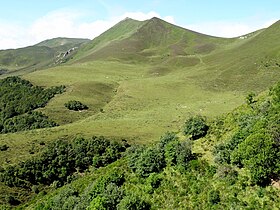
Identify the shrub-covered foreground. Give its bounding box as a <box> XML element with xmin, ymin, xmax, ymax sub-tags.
<box><xmin>1</xmin><ymin>81</ymin><xmax>280</xmax><ymax>209</ymax></box>
<box><xmin>18</xmin><ymin>129</ymin><xmax>279</xmax><ymax>210</ymax></box>
<box><xmin>0</xmin><ymin>76</ymin><xmax>64</xmax><ymax>133</ymax></box>
<box><xmin>0</xmin><ymin>136</ymin><xmax>128</xmax><ymax>207</ymax></box>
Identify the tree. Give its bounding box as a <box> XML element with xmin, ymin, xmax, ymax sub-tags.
<box><xmin>183</xmin><ymin>116</ymin><xmax>209</xmax><ymax>140</ymax></box>
<box><xmin>231</xmin><ymin>133</ymin><xmax>280</xmax><ymax>185</ymax></box>
<box><xmin>128</xmin><ymin>147</ymin><xmax>165</xmax><ymax>177</ymax></box>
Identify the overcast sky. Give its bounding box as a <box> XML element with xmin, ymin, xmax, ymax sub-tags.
<box><xmin>0</xmin><ymin>0</ymin><xmax>279</xmax><ymax>49</ymax></box>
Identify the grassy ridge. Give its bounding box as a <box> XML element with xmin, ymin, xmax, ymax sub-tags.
<box><xmin>0</xmin><ymin>38</ymin><xmax>89</xmax><ymax>74</ymax></box>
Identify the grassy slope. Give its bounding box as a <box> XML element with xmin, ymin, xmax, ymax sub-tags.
<box><xmin>0</xmin><ymin>38</ymin><xmax>89</xmax><ymax>75</ymax></box>
<box><xmin>0</xmin><ymin>18</ymin><xmax>280</xmax><ymax>168</ymax></box>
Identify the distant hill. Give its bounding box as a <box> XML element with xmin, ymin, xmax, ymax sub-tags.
<box><xmin>72</xmin><ymin>17</ymin><xmax>234</xmax><ymax>64</ymax></box>
<box><xmin>0</xmin><ymin>38</ymin><xmax>89</xmax><ymax>75</ymax></box>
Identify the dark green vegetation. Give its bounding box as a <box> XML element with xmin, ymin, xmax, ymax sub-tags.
<box><xmin>0</xmin><ymin>17</ymin><xmax>280</xmax><ymax>209</ymax></box>
<box><xmin>0</xmin><ymin>38</ymin><xmax>89</xmax><ymax>74</ymax></box>
<box><xmin>183</xmin><ymin>115</ymin><xmax>209</xmax><ymax>139</ymax></box>
<box><xmin>0</xmin><ymin>76</ymin><xmax>64</xmax><ymax>133</ymax></box>
<box><xmin>64</xmin><ymin>100</ymin><xmax>88</xmax><ymax>111</ymax></box>
<box><xmin>0</xmin><ymin>136</ymin><xmax>127</xmax><ymax>207</ymax></box>
<box><xmin>214</xmin><ymin>82</ymin><xmax>280</xmax><ymax>186</ymax></box>
<box><xmin>13</xmin><ymin>80</ymin><xmax>278</xmax><ymax>210</ymax></box>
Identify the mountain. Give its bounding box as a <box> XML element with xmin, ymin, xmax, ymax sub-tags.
<box><xmin>70</xmin><ymin>17</ymin><xmax>280</xmax><ymax>93</ymax></box>
<box><xmin>72</xmin><ymin>17</ymin><xmax>234</xmax><ymax>64</ymax></box>
<box><xmin>1</xmin><ymin>17</ymin><xmax>280</xmax><ymax>209</ymax></box>
<box><xmin>0</xmin><ymin>38</ymin><xmax>89</xmax><ymax>75</ymax></box>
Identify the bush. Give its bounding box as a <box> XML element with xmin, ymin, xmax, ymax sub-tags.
<box><xmin>208</xmin><ymin>190</ymin><xmax>220</xmax><ymax>205</ymax></box>
<box><xmin>165</xmin><ymin>140</ymin><xmax>192</xmax><ymax>167</ymax></box>
<box><xmin>64</xmin><ymin>100</ymin><xmax>88</xmax><ymax>111</ymax></box>
<box><xmin>0</xmin><ymin>136</ymin><xmax>127</xmax><ymax>188</ymax></box>
<box><xmin>88</xmin><ymin>183</ymin><xmax>124</xmax><ymax>210</ymax></box>
<box><xmin>128</xmin><ymin>146</ymin><xmax>165</xmax><ymax>177</ymax></box>
<box><xmin>0</xmin><ymin>144</ymin><xmax>9</xmax><ymax>151</ymax></box>
<box><xmin>183</xmin><ymin>116</ymin><xmax>209</xmax><ymax>140</ymax></box>
<box><xmin>231</xmin><ymin>133</ymin><xmax>280</xmax><ymax>185</ymax></box>
<box><xmin>246</xmin><ymin>92</ymin><xmax>256</xmax><ymax>105</ymax></box>
<box><xmin>158</xmin><ymin>131</ymin><xmax>178</xmax><ymax>148</ymax></box>
<box><xmin>146</xmin><ymin>173</ymin><xmax>162</xmax><ymax>189</ymax></box>
<box><xmin>117</xmin><ymin>194</ymin><xmax>150</xmax><ymax>210</ymax></box>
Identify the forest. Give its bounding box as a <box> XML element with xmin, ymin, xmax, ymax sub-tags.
<box><xmin>0</xmin><ymin>76</ymin><xmax>64</xmax><ymax>133</ymax></box>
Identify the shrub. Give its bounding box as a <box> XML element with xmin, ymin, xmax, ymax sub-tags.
<box><xmin>165</xmin><ymin>140</ymin><xmax>192</xmax><ymax>167</ymax></box>
<box><xmin>146</xmin><ymin>173</ymin><xmax>162</xmax><ymax>189</ymax></box>
<box><xmin>117</xmin><ymin>194</ymin><xmax>150</xmax><ymax>210</ymax></box>
<box><xmin>231</xmin><ymin>133</ymin><xmax>280</xmax><ymax>185</ymax></box>
<box><xmin>64</xmin><ymin>100</ymin><xmax>88</xmax><ymax>111</ymax></box>
<box><xmin>183</xmin><ymin>116</ymin><xmax>209</xmax><ymax>140</ymax></box>
<box><xmin>158</xmin><ymin>131</ymin><xmax>178</xmax><ymax>148</ymax></box>
<box><xmin>128</xmin><ymin>146</ymin><xmax>165</xmax><ymax>177</ymax></box>
<box><xmin>5</xmin><ymin>195</ymin><xmax>20</xmax><ymax>206</ymax></box>
<box><xmin>88</xmin><ymin>183</ymin><xmax>124</xmax><ymax>210</ymax></box>
<box><xmin>208</xmin><ymin>190</ymin><xmax>220</xmax><ymax>205</ymax></box>
<box><xmin>0</xmin><ymin>77</ymin><xmax>64</xmax><ymax>133</ymax></box>
<box><xmin>246</xmin><ymin>92</ymin><xmax>256</xmax><ymax>105</ymax></box>
<box><xmin>0</xmin><ymin>144</ymin><xmax>9</xmax><ymax>151</ymax></box>
<box><xmin>0</xmin><ymin>136</ymin><xmax>127</xmax><ymax>189</ymax></box>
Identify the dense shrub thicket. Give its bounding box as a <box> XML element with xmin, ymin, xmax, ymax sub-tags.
<box><xmin>214</xmin><ymin>81</ymin><xmax>280</xmax><ymax>185</ymax></box>
<box><xmin>128</xmin><ymin>132</ymin><xmax>193</xmax><ymax>177</ymax></box>
<box><xmin>33</xmin><ymin>133</ymin><xmax>194</xmax><ymax>210</ymax></box>
<box><xmin>0</xmin><ymin>76</ymin><xmax>64</xmax><ymax>133</ymax></box>
<box><xmin>183</xmin><ymin>115</ymin><xmax>209</xmax><ymax>139</ymax></box>
<box><xmin>0</xmin><ymin>136</ymin><xmax>128</xmax><ymax>190</ymax></box>
<box><xmin>64</xmin><ymin>100</ymin><xmax>88</xmax><ymax>111</ymax></box>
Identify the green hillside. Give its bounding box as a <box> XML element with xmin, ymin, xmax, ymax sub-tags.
<box><xmin>72</xmin><ymin>17</ymin><xmax>235</xmax><ymax>64</ymax></box>
<box><xmin>0</xmin><ymin>17</ymin><xmax>280</xmax><ymax>208</ymax></box>
<box><xmin>0</xmin><ymin>38</ymin><xmax>89</xmax><ymax>75</ymax></box>
<box><xmin>1</xmin><ymin>76</ymin><xmax>280</xmax><ymax>209</ymax></box>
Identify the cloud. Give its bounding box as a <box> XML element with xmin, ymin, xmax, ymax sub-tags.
<box><xmin>0</xmin><ymin>9</ymin><xmax>278</xmax><ymax>50</ymax></box>
<box><xmin>0</xmin><ymin>10</ymin><xmax>175</xmax><ymax>50</ymax></box>
<box><xmin>0</xmin><ymin>21</ymin><xmax>27</xmax><ymax>49</ymax></box>
<box><xmin>185</xmin><ymin>19</ymin><xmax>278</xmax><ymax>38</ymax></box>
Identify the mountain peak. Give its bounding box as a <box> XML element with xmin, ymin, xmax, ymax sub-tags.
<box><xmin>147</xmin><ymin>16</ymin><xmax>165</xmax><ymax>23</ymax></box>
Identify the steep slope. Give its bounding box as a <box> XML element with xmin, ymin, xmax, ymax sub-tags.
<box><xmin>72</xmin><ymin>17</ymin><xmax>280</xmax><ymax>93</ymax></box>
<box><xmin>73</xmin><ymin>18</ymin><xmax>147</xmax><ymax>61</ymax></box>
<box><xmin>202</xmin><ymin>20</ymin><xmax>280</xmax><ymax>92</ymax></box>
<box><xmin>0</xmin><ymin>38</ymin><xmax>89</xmax><ymax>75</ymax></box>
<box><xmin>72</xmin><ymin>17</ymin><xmax>235</xmax><ymax>64</ymax></box>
